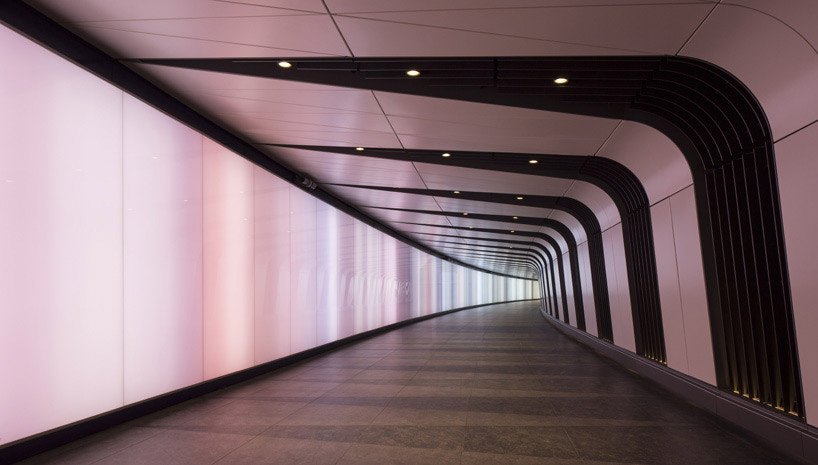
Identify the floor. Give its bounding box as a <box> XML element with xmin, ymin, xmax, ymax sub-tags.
<box><xmin>21</xmin><ymin>301</ymin><xmax>800</xmax><ymax>465</ymax></box>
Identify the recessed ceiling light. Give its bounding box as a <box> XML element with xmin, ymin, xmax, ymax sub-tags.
<box><xmin>516</xmin><ymin>196</ymin><xmax>524</xmax><ymax>200</ymax></box>
<box><xmin>513</xmin><ymin>216</ymin><xmax>519</xmax><ymax>220</ymax></box>
<box><xmin>468</xmin><ymin>226</ymin><xmax>473</xmax><ymax>229</ymax></box>
<box><xmin>355</xmin><ymin>147</ymin><xmax>364</xmax><ymax>151</ymax></box>
<box><xmin>463</xmin><ymin>212</ymin><xmax>469</xmax><ymax>216</ymax></box>
<box><xmin>529</xmin><ymin>159</ymin><xmax>538</xmax><ymax>164</ymax></box>
<box><xmin>442</xmin><ymin>152</ymin><xmax>451</xmax><ymax>157</ymax></box>
<box><xmin>406</xmin><ymin>69</ymin><xmax>421</xmax><ymax>77</ymax></box>
<box><xmin>278</xmin><ymin>61</ymin><xmax>292</xmax><ymax>69</ymax></box>
<box><xmin>554</xmin><ymin>77</ymin><xmax>568</xmax><ymax>85</ymax></box>
<box><xmin>510</xmin><ymin>230</ymin><xmax>515</xmax><ymax>233</ymax></box>
<box><xmin>453</xmin><ymin>190</ymin><xmax>460</xmax><ymax>194</ymax></box>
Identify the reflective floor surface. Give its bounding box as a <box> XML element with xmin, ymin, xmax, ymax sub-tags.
<box><xmin>20</xmin><ymin>301</ymin><xmax>800</xmax><ymax>464</ymax></box>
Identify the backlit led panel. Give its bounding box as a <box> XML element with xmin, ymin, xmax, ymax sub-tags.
<box><xmin>253</xmin><ymin>167</ymin><xmax>291</xmax><ymax>363</ymax></box>
<box><xmin>203</xmin><ymin>138</ymin><xmax>255</xmax><ymax>379</ymax></box>
<box><xmin>0</xmin><ymin>24</ymin><xmax>124</xmax><ymax>444</ymax></box>
<box><xmin>316</xmin><ymin>201</ymin><xmax>340</xmax><ymax>344</ymax></box>
<box><xmin>336</xmin><ymin>212</ymin><xmax>357</xmax><ymax>339</ymax></box>
<box><xmin>123</xmin><ymin>95</ymin><xmax>204</xmax><ymax>403</ymax></box>
<box><xmin>0</xmin><ymin>22</ymin><xmax>538</xmax><ymax>447</ymax></box>
<box><xmin>289</xmin><ymin>190</ymin><xmax>318</xmax><ymax>352</ymax></box>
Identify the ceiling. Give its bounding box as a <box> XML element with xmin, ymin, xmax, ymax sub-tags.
<box><xmin>22</xmin><ymin>0</ymin><xmax>745</xmax><ymax>278</ymax></box>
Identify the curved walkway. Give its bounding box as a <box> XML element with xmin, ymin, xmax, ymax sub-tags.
<box><xmin>23</xmin><ymin>301</ymin><xmax>798</xmax><ymax>464</ymax></box>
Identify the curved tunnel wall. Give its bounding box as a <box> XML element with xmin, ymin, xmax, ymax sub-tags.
<box><xmin>0</xmin><ymin>25</ymin><xmax>539</xmax><ymax>447</ymax></box>
<box><xmin>3</xmin><ymin>0</ymin><xmax>818</xmax><ymax>440</ymax></box>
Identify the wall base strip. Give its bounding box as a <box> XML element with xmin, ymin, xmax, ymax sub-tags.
<box><xmin>544</xmin><ymin>313</ymin><xmax>818</xmax><ymax>465</ymax></box>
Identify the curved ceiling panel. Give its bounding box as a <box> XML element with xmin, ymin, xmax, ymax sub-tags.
<box><xmin>681</xmin><ymin>4</ymin><xmax>818</xmax><ymax>140</ymax></box>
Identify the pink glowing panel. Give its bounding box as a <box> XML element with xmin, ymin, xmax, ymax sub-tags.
<box><xmin>395</xmin><ymin>243</ymin><xmax>412</xmax><ymax>321</ymax></box>
<box><xmin>364</xmin><ymin>226</ymin><xmax>385</xmax><ymax>330</ymax></box>
<box><xmin>441</xmin><ymin>261</ymin><xmax>453</xmax><ymax>310</ymax></box>
<box><xmin>336</xmin><ymin>211</ymin><xmax>357</xmax><ymax>339</ymax></box>
<box><xmin>253</xmin><ymin>167</ymin><xmax>291</xmax><ymax>363</ymax></box>
<box><xmin>0</xmin><ymin>24</ymin><xmax>124</xmax><ymax>446</ymax></box>
<box><xmin>353</xmin><ymin>221</ymin><xmax>369</xmax><ymax>332</ymax></box>
<box><xmin>316</xmin><ymin>201</ymin><xmax>341</xmax><ymax>344</ymax></box>
<box><xmin>289</xmin><ymin>187</ymin><xmax>318</xmax><ymax>352</ymax></box>
<box><xmin>202</xmin><ymin>139</ymin><xmax>254</xmax><ymax>379</ymax></box>
<box><xmin>122</xmin><ymin>95</ymin><xmax>204</xmax><ymax>403</ymax></box>
<box><xmin>381</xmin><ymin>235</ymin><xmax>399</xmax><ymax>326</ymax></box>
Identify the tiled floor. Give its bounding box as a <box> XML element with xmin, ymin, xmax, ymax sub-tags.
<box><xmin>21</xmin><ymin>301</ymin><xmax>801</xmax><ymax>464</ymax></box>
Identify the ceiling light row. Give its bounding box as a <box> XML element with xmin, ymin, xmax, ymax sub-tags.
<box><xmin>279</xmin><ymin>62</ymin><xmax>567</xmax><ymax>87</ymax></box>
<box><xmin>404</xmin><ymin>68</ymin><xmax>567</xmax><ymax>85</ymax></box>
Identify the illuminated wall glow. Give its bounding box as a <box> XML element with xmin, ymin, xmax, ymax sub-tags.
<box><xmin>0</xmin><ymin>24</ymin><xmax>125</xmax><ymax>444</ymax></box>
<box><xmin>123</xmin><ymin>95</ymin><xmax>203</xmax><ymax>403</ymax></box>
<box><xmin>0</xmin><ymin>23</ymin><xmax>539</xmax><ymax>446</ymax></box>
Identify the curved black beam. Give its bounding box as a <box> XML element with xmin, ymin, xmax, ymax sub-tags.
<box><xmin>401</xmin><ymin>221</ymin><xmax>583</xmax><ymax>329</ymax></box>
<box><xmin>331</xmin><ymin>183</ymin><xmax>604</xmax><ymax>326</ymax></box>
<box><xmin>449</xmin><ymin>251</ymin><xmax>554</xmax><ymax>317</ymax></box>
<box><xmin>139</xmin><ymin>55</ymin><xmax>802</xmax><ymax>414</ymax></box>
<box><xmin>434</xmin><ymin>243</ymin><xmax>558</xmax><ymax>318</ymax></box>
<box><xmin>274</xmin><ymin>145</ymin><xmax>657</xmax><ymax>349</ymax></box>
<box><xmin>410</xmin><ymin>225</ymin><xmax>571</xmax><ymax>323</ymax></box>
<box><xmin>379</xmin><ymin>206</ymin><xmax>595</xmax><ymax>327</ymax></box>
<box><xmin>419</xmin><ymin>232</ymin><xmax>567</xmax><ymax>322</ymax></box>
<box><xmin>426</xmin><ymin>236</ymin><xmax>552</xmax><ymax>310</ymax></box>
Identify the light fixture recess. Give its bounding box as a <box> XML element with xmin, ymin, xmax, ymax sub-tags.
<box><xmin>278</xmin><ymin>61</ymin><xmax>292</xmax><ymax>68</ymax></box>
<box><xmin>355</xmin><ymin>147</ymin><xmax>365</xmax><ymax>151</ymax></box>
<box><xmin>442</xmin><ymin>152</ymin><xmax>451</xmax><ymax>157</ymax></box>
<box><xmin>406</xmin><ymin>69</ymin><xmax>421</xmax><ymax>77</ymax></box>
<box><xmin>554</xmin><ymin>77</ymin><xmax>568</xmax><ymax>84</ymax></box>
<box><xmin>529</xmin><ymin>159</ymin><xmax>538</xmax><ymax>164</ymax></box>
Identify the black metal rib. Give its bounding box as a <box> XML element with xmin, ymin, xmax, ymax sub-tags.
<box><xmin>399</xmin><ymin>221</ymin><xmax>584</xmax><ymax>329</ymax></box>
<box><xmin>418</xmin><ymin>232</ymin><xmax>567</xmax><ymax>323</ymax></box>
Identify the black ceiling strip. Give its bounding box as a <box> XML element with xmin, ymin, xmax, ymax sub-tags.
<box><xmin>156</xmin><ymin>54</ymin><xmax>807</xmax><ymax>412</ymax></box>
<box><xmin>337</xmin><ymin>183</ymin><xmax>599</xmax><ymax>327</ymax></box>
<box><xmin>408</xmin><ymin>224</ymin><xmax>569</xmax><ymax>310</ymax></box>
<box><xmin>379</xmin><ymin>206</ymin><xmax>588</xmax><ymax>327</ymax></box>
<box><xmin>402</xmin><ymin>221</ymin><xmax>578</xmax><ymax>328</ymax></box>
<box><xmin>0</xmin><ymin>4</ymin><xmax>538</xmax><ymax>289</ymax></box>
<box><xmin>280</xmin><ymin>146</ymin><xmax>660</xmax><ymax>347</ymax></box>
<box><xmin>418</xmin><ymin>235</ymin><xmax>556</xmax><ymax>309</ymax></box>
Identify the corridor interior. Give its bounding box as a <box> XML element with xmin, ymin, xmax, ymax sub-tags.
<box><xmin>21</xmin><ymin>301</ymin><xmax>797</xmax><ymax>465</ymax></box>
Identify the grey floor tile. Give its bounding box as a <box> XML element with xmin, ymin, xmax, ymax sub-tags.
<box><xmin>18</xmin><ymin>302</ymin><xmax>804</xmax><ymax>465</ymax></box>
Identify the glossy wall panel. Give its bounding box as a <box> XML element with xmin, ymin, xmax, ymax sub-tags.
<box><xmin>0</xmin><ymin>23</ymin><xmax>125</xmax><ymax>444</ymax></box>
<box><xmin>253</xmin><ymin>167</ymin><xmax>291</xmax><ymax>363</ymax></box>
<box><xmin>123</xmin><ymin>95</ymin><xmax>204</xmax><ymax>403</ymax></box>
<box><xmin>0</xmin><ymin>23</ymin><xmax>537</xmax><ymax>446</ymax></box>
<box><xmin>203</xmin><ymin>139</ymin><xmax>255</xmax><ymax>379</ymax></box>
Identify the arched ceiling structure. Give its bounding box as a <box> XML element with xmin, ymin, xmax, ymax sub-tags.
<box><xmin>7</xmin><ymin>0</ymin><xmax>818</xmax><ymax>422</ymax></box>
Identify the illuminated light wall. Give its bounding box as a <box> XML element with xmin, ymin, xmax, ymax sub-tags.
<box><xmin>0</xmin><ymin>23</ymin><xmax>539</xmax><ymax>447</ymax></box>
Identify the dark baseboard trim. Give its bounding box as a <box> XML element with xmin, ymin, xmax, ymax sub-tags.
<box><xmin>543</xmin><ymin>313</ymin><xmax>818</xmax><ymax>465</ymax></box>
<box><xmin>0</xmin><ymin>299</ymin><xmax>537</xmax><ymax>464</ymax></box>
